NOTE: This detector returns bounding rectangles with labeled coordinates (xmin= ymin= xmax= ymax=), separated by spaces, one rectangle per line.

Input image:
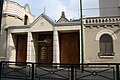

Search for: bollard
xmin=116 ymin=64 xmax=119 ymax=80
xmin=31 ymin=63 xmax=34 ymax=80
xmin=0 ymin=62 xmax=2 ymax=80
xmin=71 ymin=65 xmax=74 ymax=80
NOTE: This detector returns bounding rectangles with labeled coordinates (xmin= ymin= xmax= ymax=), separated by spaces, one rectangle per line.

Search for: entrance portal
xmin=38 ymin=32 xmax=53 ymax=63
xmin=16 ymin=34 xmax=27 ymax=65
xmin=59 ymin=32 xmax=80 ymax=64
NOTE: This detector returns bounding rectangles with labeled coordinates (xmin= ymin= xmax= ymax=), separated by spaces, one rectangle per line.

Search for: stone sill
xmin=99 ymin=56 xmax=114 ymax=59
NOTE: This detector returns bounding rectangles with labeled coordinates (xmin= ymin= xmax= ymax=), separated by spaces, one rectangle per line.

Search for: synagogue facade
xmin=1 ymin=0 xmax=120 ymax=64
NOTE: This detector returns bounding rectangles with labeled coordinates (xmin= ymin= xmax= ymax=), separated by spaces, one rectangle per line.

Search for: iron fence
xmin=0 ymin=61 xmax=120 ymax=80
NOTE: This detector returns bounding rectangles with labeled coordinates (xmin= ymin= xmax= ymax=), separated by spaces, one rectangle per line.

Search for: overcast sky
xmin=10 ymin=0 xmax=99 ymax=20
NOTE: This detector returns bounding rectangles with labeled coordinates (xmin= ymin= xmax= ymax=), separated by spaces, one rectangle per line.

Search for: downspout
xmin=5 ymin=28 xmax=8 ymax=61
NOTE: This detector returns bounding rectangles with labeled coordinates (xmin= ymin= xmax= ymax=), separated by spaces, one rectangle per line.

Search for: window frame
xmin=99 ymin=34 xmax=114 ymax=56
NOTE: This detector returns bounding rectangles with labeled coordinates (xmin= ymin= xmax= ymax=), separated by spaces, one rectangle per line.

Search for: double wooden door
xmin=59 ymin=32 xmax=80 ymax=64
xmin=16 ymin=34 xmax=27 ymax=65
xmin=38 ymin=33 xmax=53 ymax=63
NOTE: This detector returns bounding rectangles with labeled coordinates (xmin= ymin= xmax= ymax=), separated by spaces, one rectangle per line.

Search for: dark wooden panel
xmin=69 ymin=33 xmax=80 ymax=64
xmin=38 ymin=33 xmax=53 ymax=63
xmin=16 ymin=34 xmax=27 ymax=65
xmin=60 ymin=33 xmax=69 ymax=64
xmin=60 ymin=32 xmax=80 ymax=64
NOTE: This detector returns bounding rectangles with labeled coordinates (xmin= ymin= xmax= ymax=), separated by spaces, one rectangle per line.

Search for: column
xmin=53 ymin=30 xmax=60 ymax=63
xmin=27 ymin=32 xmax=35 ymax=62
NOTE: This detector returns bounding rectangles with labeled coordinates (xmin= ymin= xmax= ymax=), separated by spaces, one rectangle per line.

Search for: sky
xmin=10 ymin=0 xmax=99 ymax=20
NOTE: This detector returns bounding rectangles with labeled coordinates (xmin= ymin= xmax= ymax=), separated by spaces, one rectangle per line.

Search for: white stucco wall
xmin=85 ymin=27 xmax=120 ymax=63
xmin=0 ymin=0 xmax=34 ymax=61
xmin=3 ymin=0 xmax=34 ymax=26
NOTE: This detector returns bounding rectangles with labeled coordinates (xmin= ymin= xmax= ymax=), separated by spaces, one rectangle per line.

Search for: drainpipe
xmin=5 ymin=28 xmax=8 ymax=61
xmin=80 ymin=0 xmax=84 ymax=71
xmin=0 ymin=0 xmax=3 ymax=29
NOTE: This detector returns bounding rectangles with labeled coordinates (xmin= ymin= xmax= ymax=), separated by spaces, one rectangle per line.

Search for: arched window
xmin=24 ymin=15 xmax=28 ymax=25
xmin=99 ymin=34 xmax=114 ymax=56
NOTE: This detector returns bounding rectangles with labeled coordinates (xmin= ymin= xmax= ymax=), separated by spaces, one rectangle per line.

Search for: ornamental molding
xmin=95 ymin=29 xmax=117 ymax=40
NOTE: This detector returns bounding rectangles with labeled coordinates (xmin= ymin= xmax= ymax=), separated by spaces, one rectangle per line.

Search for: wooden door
xmin=38 ymin=33 xmax=53 ymax=63
xmin=60 ymin=32 xmax=80 ymax=64
xmin=16 ymin=34 xmax=27 ymax=65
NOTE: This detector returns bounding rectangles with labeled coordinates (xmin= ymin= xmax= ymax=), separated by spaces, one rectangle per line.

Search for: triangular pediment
xmin=57 ymin=11 xmax=69 ymax=23
xmin=28 ymin=13 xmax=54 ymax=32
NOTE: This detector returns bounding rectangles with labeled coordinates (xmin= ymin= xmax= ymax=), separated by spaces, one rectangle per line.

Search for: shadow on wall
xmin=7 ymin=45 xmax=15 ymax=61
xmin=0 ymin=26 xmax=7 ymax=61
xmin=32 ymin=32 xmax=38 ymax=62
xmin=6 ymin=34 xmax=17 ymax=61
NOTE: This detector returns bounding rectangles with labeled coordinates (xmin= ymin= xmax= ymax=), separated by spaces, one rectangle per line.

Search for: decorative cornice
xmin=84 ymin=16 xmax=120 ymax=25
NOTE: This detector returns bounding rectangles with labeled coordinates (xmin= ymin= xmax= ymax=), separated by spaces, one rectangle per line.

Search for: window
xmin=24 ymin=15 xmax=28 ymax=25
xmin=99 ymin=34 xmax=114 ymax=56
